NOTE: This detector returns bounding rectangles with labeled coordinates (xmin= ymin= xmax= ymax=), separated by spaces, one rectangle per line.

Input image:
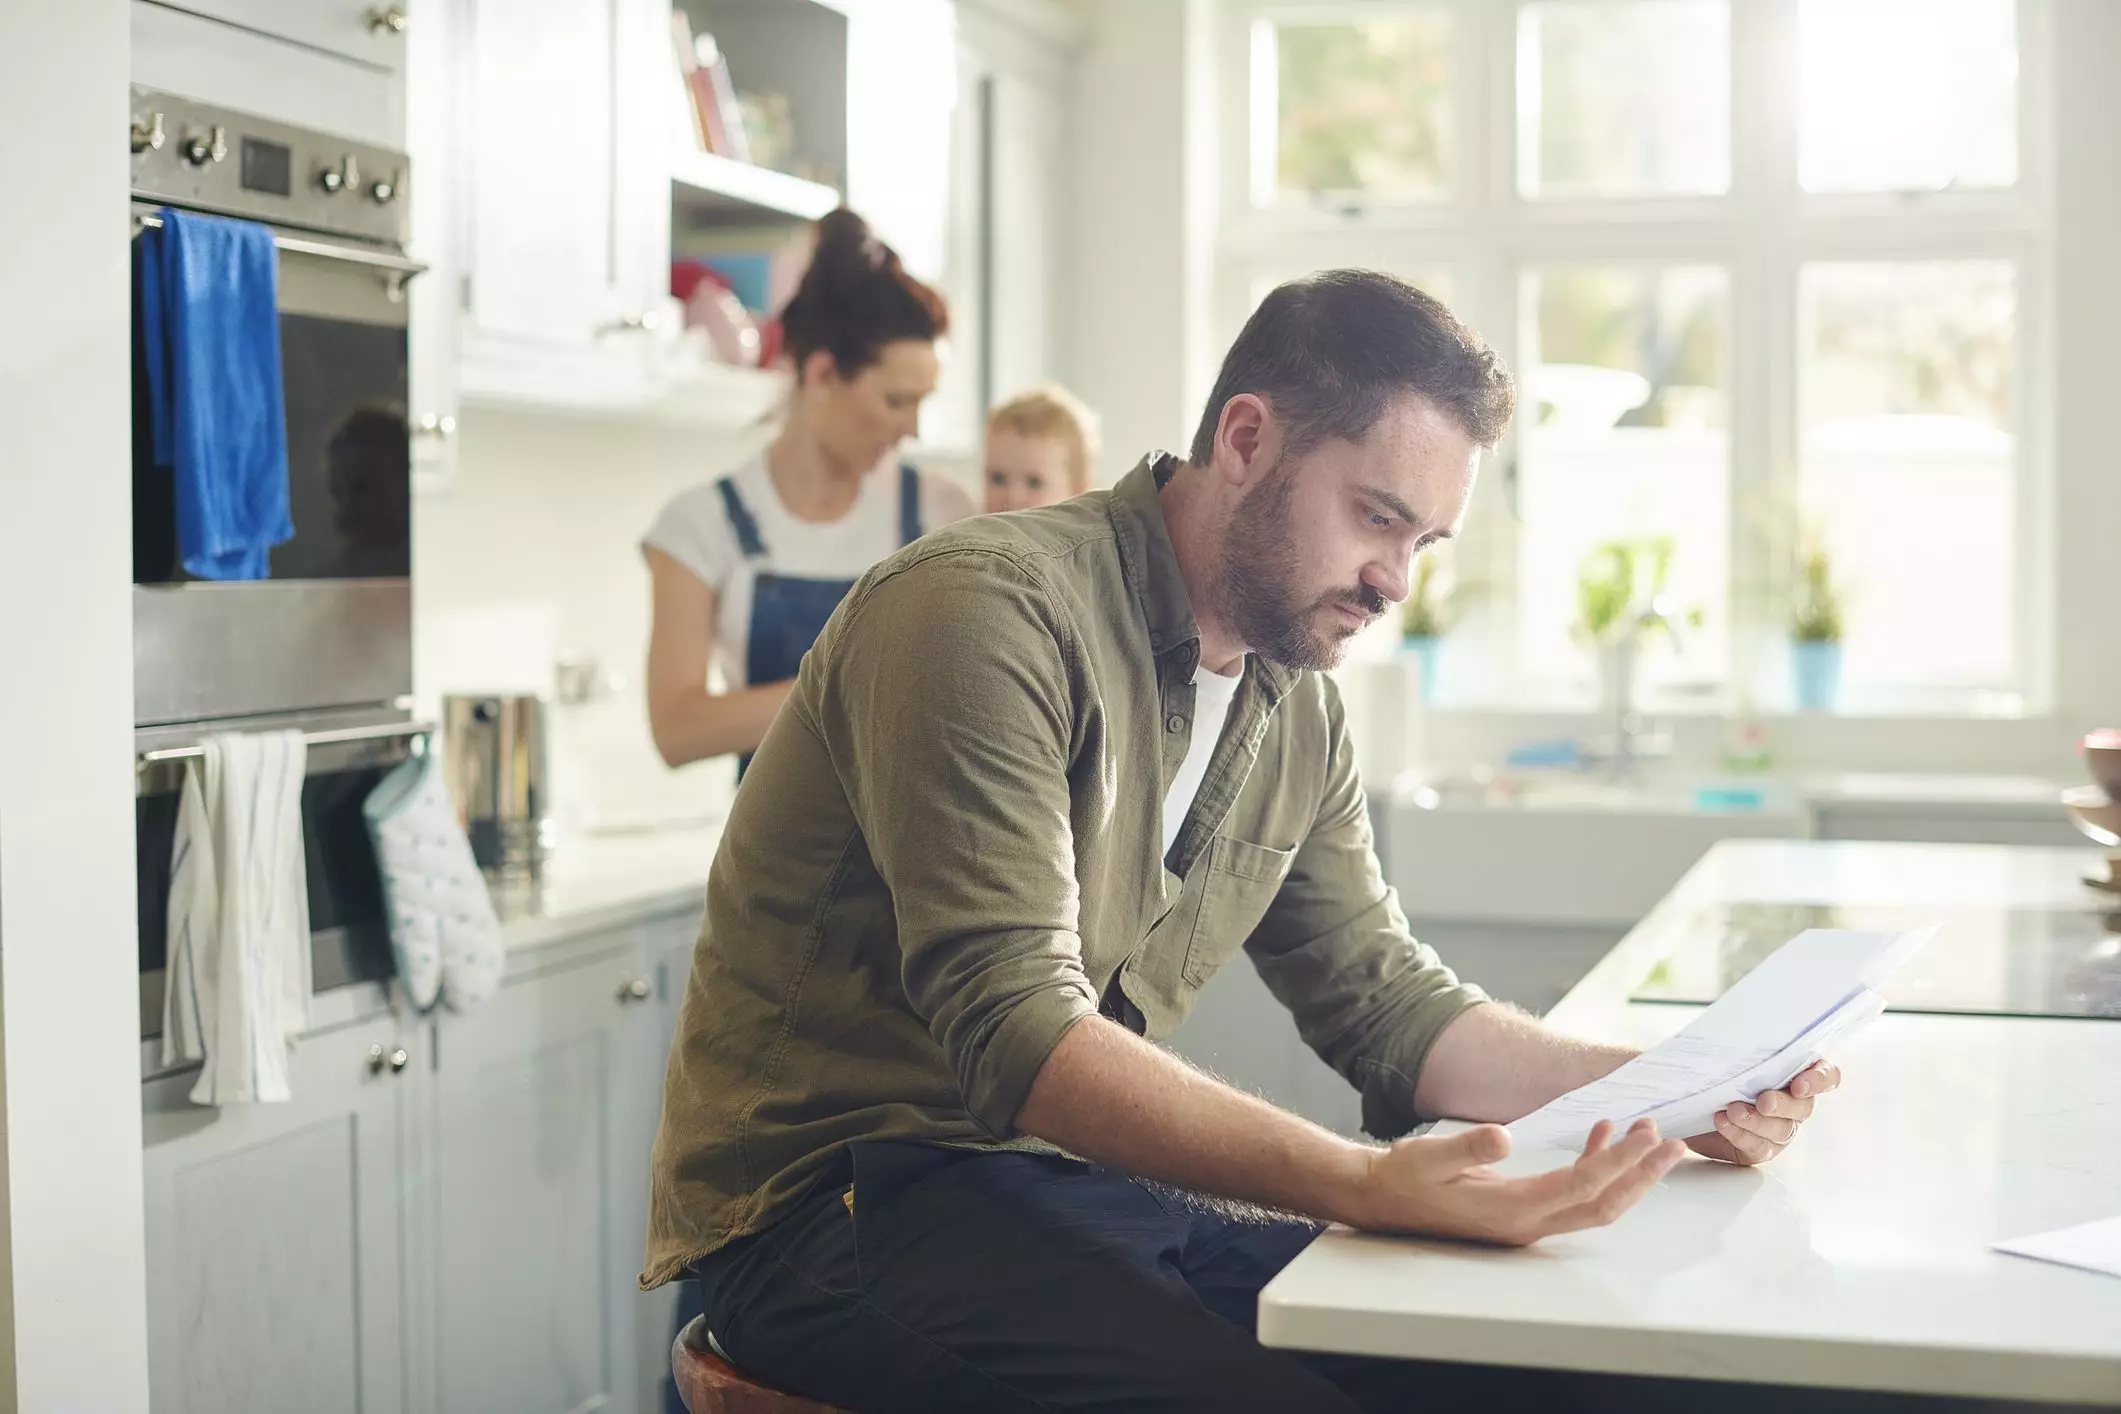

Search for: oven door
xmin=131 ymin=210 xmax=416 ymax=725
xmin=135 ymin=709 xmax=422 ymax=1043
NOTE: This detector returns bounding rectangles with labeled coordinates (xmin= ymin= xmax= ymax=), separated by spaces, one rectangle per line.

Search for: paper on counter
xmin=1508 ymin=927 xmax=1934 ymax=1153
xmin=1994 ymin=1215 xmax=2121 ymax=1280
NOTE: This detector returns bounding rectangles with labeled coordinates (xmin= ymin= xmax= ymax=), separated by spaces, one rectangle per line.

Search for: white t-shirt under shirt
xmin=1161 ymin=661 xmax=1244 ymax=857
xmin=644 ymin=454 xmax=977 ymax=689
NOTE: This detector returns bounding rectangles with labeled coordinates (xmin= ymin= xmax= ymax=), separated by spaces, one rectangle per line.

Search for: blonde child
xmin=982 ymin=385 xmax=1100 ymax=512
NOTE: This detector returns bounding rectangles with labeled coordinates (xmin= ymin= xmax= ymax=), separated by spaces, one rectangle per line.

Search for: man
xmin=642 ymin=271 xmax=1838 ymax=1412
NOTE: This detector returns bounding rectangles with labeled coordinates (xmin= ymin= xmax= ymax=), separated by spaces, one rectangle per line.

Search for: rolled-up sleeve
xmin=818 ymin=550 xmax=1100 ymax=1135
xmin=1243 ymin=679 xmax=1488 ymax=1140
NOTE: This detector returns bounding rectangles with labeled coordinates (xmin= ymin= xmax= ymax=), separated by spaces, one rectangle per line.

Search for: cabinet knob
xmin=368 ymin=1043 xmax=411 ymax=1075
xmin=617 ymin=977 xmax=653 ymax=1004
xmin=366 ymin=5 xmax=408 ymax=35
xmin=413 ymin=413 xmax=457 ymax=442
xmin=595 ymin=309 xmax=665 ymax=338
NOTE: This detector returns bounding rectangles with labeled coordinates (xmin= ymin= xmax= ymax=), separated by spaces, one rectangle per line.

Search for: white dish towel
xmin=162 ymin=731 xmax=313 ymax=1105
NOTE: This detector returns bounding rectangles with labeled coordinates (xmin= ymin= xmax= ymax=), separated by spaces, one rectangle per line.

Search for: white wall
xmin=1064 ymin=0 xmax=1219 ymax=485
xmin=413 ymin=409 xmax=764 ymax=832
xmin=0 ymin=1 xmax=153 ymax=1408
xmin=1060 ymin=0 xmax=2121 ymax=778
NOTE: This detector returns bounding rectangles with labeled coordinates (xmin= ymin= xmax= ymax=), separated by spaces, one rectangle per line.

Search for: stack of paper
xmin=1509 ymin=927 xmax=1936 ymax=1153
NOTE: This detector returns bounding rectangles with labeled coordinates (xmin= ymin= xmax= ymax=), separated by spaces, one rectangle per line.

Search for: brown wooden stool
xmin=671 ymin=1315 xmax=849 ymax=1414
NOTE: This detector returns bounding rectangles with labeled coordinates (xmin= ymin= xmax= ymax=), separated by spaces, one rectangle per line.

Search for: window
xmin=1255 ymin=12 xmax=1456 ymax=208
xmin=1517 ymin=1 xmax=1730 ymax=199
xmin=1228 ymin=0 xmax=2047 ymax=713
xmin=1800 ymin=260 xmax=2019 ymax=689
xmin=1518 ymin=265 xmax=1730 ymax=692
xmin=1798 ymin=0 xmax=2018 ymax=194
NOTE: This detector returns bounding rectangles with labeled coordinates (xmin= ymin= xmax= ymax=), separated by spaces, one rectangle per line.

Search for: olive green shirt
xmin=641 ymin=453 xmax=1487 ymax=1288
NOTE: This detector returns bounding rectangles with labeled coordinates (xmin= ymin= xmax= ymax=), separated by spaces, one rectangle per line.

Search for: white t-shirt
xmin=1161 ymin=661 xmax=1245 ymax=857
xmin=644 ymin=455 xmax=976 ymax=688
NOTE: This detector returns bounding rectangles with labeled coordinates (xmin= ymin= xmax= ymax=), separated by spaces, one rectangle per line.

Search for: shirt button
xmin=1166 ymin=713 xmax=1186 ymax=733
xmin=1150 ymin=631 xmax=1164 ymax=649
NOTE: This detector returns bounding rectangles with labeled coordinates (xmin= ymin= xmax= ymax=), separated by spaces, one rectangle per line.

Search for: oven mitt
xmin=363 ymin=742 xmax=504 ymax=1013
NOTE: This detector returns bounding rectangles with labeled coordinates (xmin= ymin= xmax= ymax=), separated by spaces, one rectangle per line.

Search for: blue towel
xmin=137 ymin=208 xmax=294 ymax=580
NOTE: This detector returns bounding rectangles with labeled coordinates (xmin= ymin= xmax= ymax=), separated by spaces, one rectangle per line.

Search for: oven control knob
xmin=318 ymin=154 xmax=361 ymax=195
xmin=369 ymin=170 xmax=401 ymax=205
xmin=181 ymin=125 xmax=227 ymax=167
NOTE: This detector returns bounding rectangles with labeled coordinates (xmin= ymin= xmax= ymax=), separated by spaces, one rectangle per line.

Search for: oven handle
xmin=132 ymin=211 xmax=427 ymax=293
xmin=136 ymin=718 xmax=433 ymax=772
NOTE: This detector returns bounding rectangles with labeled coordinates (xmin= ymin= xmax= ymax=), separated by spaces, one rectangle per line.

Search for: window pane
xmin=1799 ymin=261 xmax=2017 ymax=688
xmin=1248 ymin=267 xmax=1453 ymax=317
xmin=1799 ymin=0 xmax=2017 ymax=193
xmin=1260 ymin=15 xmax=1454 ymax=208
xmin=1517 ymin=266 xmax=1731 ymax=694
xmin=1517 ymin=2 xmax=1730 ymax=199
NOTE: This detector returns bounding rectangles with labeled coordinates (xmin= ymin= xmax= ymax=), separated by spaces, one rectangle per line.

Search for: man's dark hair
xmin=1187 ymin=270 xmax=1515 ymax=465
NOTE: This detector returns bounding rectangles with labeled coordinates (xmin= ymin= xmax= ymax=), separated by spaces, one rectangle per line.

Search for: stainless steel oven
xmin=130 ymin=85 xmax=418 ymax=726
xmin=130 ymin=87 xmax=426 ymax=1035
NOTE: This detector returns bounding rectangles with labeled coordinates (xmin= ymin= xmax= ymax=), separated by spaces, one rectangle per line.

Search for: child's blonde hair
xmin=985 ymin=385 xmax=1101 ymax=493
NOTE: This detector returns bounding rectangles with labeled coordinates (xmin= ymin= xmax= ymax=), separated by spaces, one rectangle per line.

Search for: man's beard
xmin=1213 ymin=456 xmax=1387 ymax=672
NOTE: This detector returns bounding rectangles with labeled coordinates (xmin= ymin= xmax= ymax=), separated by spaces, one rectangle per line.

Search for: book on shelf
xmin=692 ymin=31 xmax=753 ymax=165
xmin=667 ymin=11 xmax=713 ymax=153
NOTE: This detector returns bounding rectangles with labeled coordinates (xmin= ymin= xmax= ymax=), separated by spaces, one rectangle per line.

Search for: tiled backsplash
xmin=414 ymin=406 xmax=764 ymax=833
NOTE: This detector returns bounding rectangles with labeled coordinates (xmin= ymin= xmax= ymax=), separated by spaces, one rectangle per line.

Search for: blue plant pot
xmin=1792 ymin=640 xmax=1843 ymax=713
xmin=1402 ymin=634 xmax=1440 ymax=705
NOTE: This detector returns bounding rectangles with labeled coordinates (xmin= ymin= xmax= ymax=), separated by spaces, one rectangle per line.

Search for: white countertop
xmin=490 ymin=821 xmax=721 ymax=953
xmin=1259 ymin=840 xmax=2121 ymax=1405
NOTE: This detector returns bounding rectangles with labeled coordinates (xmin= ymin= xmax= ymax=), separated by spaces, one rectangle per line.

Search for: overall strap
xmin=897 ymin=463 xmax=923 ymax=547
xmin=714 ymin=475 xmax=768 ymax=560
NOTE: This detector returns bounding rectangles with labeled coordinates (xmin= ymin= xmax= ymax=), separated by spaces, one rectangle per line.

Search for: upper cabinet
xmin=148 ymin=0 xmax=411 ymax=71
xmin=449 ymin=0 xmax=674 ymax=409
xmin=405 ymin=0 xmax=1079 ymax=441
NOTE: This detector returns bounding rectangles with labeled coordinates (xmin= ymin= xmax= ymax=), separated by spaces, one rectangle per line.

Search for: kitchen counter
xmin=490 ymin=821 xmax=722 ymax=954
xmin=1261 ymin=839 xmax=2121 ymax=1405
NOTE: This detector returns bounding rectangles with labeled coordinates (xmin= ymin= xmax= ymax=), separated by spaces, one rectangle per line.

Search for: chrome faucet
xmin=1588 ymin=594 xmax=1685 ymax=781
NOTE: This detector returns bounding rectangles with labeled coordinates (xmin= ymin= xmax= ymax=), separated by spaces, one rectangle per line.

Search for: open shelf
xmin=671 ymin=148 xmax=839 ymax=228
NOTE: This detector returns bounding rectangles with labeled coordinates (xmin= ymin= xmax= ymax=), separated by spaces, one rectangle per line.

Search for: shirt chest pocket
xmin=1180 ymin=835 xmax=1297 ymax=987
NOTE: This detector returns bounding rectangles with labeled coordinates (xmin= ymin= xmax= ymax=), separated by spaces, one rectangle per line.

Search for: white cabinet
xmin=420 ymin=0 xmax=674 ymax=413
xmin=142 ymin=1012 xmax=421 ymax=1414
xmin=144 ymin=0 xmax=410 ymax=71
xmin=142 ymin=917 xmax=696 ymax=1414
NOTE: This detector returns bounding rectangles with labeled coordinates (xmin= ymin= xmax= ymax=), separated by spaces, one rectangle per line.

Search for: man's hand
xmin=1686 ymin=1060 xmax=1841 ymax=1167
xmin=1350 ymin=1118 xmax=1685 ymax=1247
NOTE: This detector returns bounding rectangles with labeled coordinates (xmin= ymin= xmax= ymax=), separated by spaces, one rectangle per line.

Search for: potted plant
xmin=1573 ymin=536 xmax=1690 ymax=722
xmin=1398 ymin=553 xmax=1453 ymax=704
xmin=1789 ymin=524 xmax=1845 ymax=712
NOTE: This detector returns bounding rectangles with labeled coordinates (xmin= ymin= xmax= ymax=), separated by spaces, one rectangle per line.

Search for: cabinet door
xmin=625 ymin=914 xmax=702 ymax=1406
xmin=458 ymin=0 xmax=618 ymax=351
xmin=143 ymin=1015 xmax=417 ymax=1414
xmin=453 ymin=0 xmax=670 ymax=402
xmin=155 ymin=0 xmax=409 ymax=70
xmin=427 ymin=944 xmax=656 ymax=1414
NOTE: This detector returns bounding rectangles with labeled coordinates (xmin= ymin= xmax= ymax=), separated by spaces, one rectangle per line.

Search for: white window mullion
xmin=1732 ymin=0 xmax=1800 ymax=710
xmin=1467 ymin=0 xmax=1526 ymax=701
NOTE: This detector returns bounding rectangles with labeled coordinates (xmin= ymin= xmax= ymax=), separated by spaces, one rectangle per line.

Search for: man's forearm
xmin=1015 ymin=1016 xmax=1379 ymax=1226
xmin=1409 ymin=1002 xmax=1635 ymax=1124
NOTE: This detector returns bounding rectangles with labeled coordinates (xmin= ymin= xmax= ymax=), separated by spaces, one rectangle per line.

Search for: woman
xmin=643 ymin=209 xmax=975 ymax=773
xmin=981 ymin=383 xmax=1100 ymax=513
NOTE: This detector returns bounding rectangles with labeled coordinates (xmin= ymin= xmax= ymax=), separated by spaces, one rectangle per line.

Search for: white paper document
xmin=1508 ymin=927 xmax=1935 ymax=1153
xmin=1994 ymin=1215 xmax=2121 ymax=1280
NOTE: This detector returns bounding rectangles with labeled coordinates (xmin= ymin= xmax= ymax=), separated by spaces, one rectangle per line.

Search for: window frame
xmin=1218 ymin=0 xmax=2056 ymax=715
